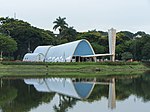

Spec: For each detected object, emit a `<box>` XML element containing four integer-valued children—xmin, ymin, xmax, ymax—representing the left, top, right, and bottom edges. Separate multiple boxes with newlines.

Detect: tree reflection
<box><xmin>115</xmin><ymin>73</ymin><xmax>150</xmax><ymax>102</ymax></box>
<box><xmin>53</xmin><ymin>95</ymin><xmax>77</xmax><ymax>112</ymax></box>
<box><xmin>0</xmin><ymin>86</ymin><xmax>17</xmax><ymax>107</ymax></box>
<box><xmin>0</xmin><ymin>79</ymin><xmax>55</xmax><ymax>112</ymax></box>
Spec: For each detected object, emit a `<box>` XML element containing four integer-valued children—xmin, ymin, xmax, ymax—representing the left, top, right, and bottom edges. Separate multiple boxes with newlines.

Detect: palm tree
<box><xmin>53</xmin><ymin>16</ymin><xmax>68</xmax><ymax>34</ymax></box>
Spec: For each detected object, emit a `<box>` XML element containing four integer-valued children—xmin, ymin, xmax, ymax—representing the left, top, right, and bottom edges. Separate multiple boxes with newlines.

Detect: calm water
<box><xmin>0</xmin><ymin>72</ymin><xmax>150</xmax><ymax>112</ymax></box>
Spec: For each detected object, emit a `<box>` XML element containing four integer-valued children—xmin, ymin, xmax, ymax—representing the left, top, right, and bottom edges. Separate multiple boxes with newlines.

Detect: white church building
<box><xmin>23</xmin><ymin>28</ymin><xmax>116</xmax><ymax>62</ymax></box>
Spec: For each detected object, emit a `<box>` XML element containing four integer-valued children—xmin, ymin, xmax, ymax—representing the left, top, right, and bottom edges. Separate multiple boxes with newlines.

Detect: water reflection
<box><xmin>0</xmin><ymin>72</ymin><xmax>150</xmax><ymax>112</ymax></box>
<box><xmin>0</xmin><ymin>78</ymin><xmax>55</xmax><ymax>112</ymax></box>
<box><xmin>24</xmin><ymin>77</ymin><xmax>116</xmax><ymax>109</ymax></box>
<box><xmin>24</xmin><ymin>78</ymin><xmax>95</xmax><ymax>99</ymax></box>
<box><xmin>108</xmin><ymin>78</ymin><xmax>116</xmax><ymax>109</ymax></box>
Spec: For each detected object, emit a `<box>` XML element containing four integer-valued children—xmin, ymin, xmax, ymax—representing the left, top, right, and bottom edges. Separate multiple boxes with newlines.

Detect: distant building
<box><xmin>133</xmin><ymin>34</ymin><xmax>142</xmax><ymax>39</ymax></box>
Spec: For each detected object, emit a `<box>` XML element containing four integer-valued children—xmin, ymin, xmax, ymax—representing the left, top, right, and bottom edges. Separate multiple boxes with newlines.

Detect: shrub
<box><xmin>1</xmin><ymin>61</ymin><xmax>141</xmax><ymax>66</ymax></box>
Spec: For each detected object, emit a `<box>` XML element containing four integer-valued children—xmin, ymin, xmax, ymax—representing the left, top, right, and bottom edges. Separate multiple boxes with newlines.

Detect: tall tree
<box><xmin>0</xmin><ymin>34</ymin><xmax>17</xmax><ymax>60</ymax></box>
<box><xmin>142</xmin><ymin>42</ymin><xmax>150</xmax><ymax>60</ymax></box>
<box><xmin>53</xmin><ymin>16</ymin><xmax>68</xmax><ymax>34</ymax></box>
<box><xmin>130</xmin><ymin>35</ymin><xmax>150</xmax><ymax>60</ymax></box>
<box><xmin>0</xmin><ymin>17</ymin><xmax>55</xmax><ymax>60</ymax></box>
<box><xmin>61</xmin><ymin>27</ymin><xmax>77</xmax><ymax>42</ymax></box>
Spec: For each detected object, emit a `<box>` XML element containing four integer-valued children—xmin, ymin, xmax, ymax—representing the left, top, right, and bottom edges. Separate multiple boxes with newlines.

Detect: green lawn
<box><xmin>0</xmin><ymin>62</ymin><xmax>149</xmax><ymax>77</ymax></box>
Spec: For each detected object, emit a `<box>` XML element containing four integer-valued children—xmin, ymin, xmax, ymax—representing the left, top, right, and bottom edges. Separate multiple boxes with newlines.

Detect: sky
<box><xmin>1</xmin><ymin>0</ymin><xmax>150</xmax><ymax>33</ymax></box>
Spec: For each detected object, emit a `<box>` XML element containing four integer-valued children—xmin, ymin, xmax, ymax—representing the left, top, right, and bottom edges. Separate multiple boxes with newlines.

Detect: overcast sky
<box><xmin>1</xmin><ymin>0</ymin><xmax>150</xmax><ymax>33</ymax></box>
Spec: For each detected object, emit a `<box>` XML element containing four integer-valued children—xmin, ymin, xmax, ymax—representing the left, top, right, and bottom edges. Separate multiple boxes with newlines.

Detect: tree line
<box><xmin>0</xmin><ymin>17</ymin><xmax>150</xmax><ymax>61</ymax></box>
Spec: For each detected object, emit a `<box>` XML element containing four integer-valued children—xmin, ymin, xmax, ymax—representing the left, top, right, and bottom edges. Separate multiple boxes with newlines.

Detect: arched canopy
<box><xmin>73</xmin><ymin>40</ymin><xmax>95</xmax><ymax>56</ymax></box>
<box><xmin>34</xmin><ymin>46</ymin><xmax>52</xmax><ymax>56</ymax></box>
<box><xmin>23</xmin><ymin>45</ymin><xmax>52</xmax><ymax>62</ymax></box>
<box><xmin>23</xmin><ymin>39</ymin><xmax>95</xmax><ymax>62</ymax></box>
<box><xmin>23</xmin><ymin>53</ymin><xmax>44</xmax><ymax>62</ymax></box>
<box><xmin>45</xmin><ymin>39</ymin><xmax>95</xmax><ymax>62</ymax></box>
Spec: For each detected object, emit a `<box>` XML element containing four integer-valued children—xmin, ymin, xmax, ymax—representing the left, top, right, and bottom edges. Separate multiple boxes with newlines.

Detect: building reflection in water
<box><xmin>108</xmin><ymin>78</ymin><xmax>116</xmax><ymax>109</ymax></box>
<box><xmin>24</xmin><ymin>77</ymin><xmax>116</xmax><ymax>109</ymax></box>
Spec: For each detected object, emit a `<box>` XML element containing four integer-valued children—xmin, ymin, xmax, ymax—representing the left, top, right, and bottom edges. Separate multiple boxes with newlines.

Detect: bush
<box><xmin>1</xmin><ymin>61</ymin><xmax>141</xmax><ymax>66</ymax></box>
<box><xmin>121</xmin><ymin>52</ymin><xmax>133</xmax><ymax>61</ymax></box>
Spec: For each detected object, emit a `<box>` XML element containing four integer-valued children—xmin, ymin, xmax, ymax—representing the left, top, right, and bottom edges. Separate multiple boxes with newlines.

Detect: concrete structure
<box><xmin>23</xmin><ymin>46</ymin><xmax>52</xmax><ymax>62</ymax></box>
<box><xmin>23</xmin><ymin>39</ymin><xmax>95</xmax><ymax>62</ymax></box>
<box><xmin>23</xmin><ymin>28</ymin><xmax>116</xmax><ymax>62</ymax></box>
<box><xmin>108</xmin><ymin>28</ymin><xmax>116</xmax><ymax>62</ymax></box>
<box><xmin>23</xmin><ymin>53</ymin><xmax>45</xmax><ymax>62</ymax></box>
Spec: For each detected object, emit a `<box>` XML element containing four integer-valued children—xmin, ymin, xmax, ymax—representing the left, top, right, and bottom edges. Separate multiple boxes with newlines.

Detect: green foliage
<box><xmin>0</xmin><ymin>17</ymin><xmax>55</xmax><ymax>59</ymax></box>
<box><xmin>116</xmin><ymin>31</ymin><xmax>134</xmax><ymax>60</ymax></box>
<box><xmin>142</xmin><ymin>42</ymin><xmax>150</xmax><ymax>60</ymax></box>
<box><xmin>53</xmin><ymin>16</ymin><xmax>68</xmax><ymax>34</ymax></box>
<box><xmin>134</xmin><ymin>31</ymin><xmax>146</xmax><ymax>37</ymax></box>
<box><xmin>1</xmin><ymin>61</ymin><xmax>141</xmax><ymax>66</ymax></box>
<box><xmin>77</xmin><ymin>30</ymin><xmax>102</xmax><ymax>43</ymax></box>
<box><xmin>0</xmin><ymin>33</ymin><xmax>17</xmax><ymax>52</ymax></box>
<box><xmin>116</xmin><ymin>31</ymin><xmax>133</xmax><ymax>45</ymax></box>
<box><xmin>91</xmin><ymin>42</ymin><xmax>106</xmax><ymax>54</ymax></box>
<box><xmin>53</xmin><ymin>17</ymin><xmax>77</xmax><ymax>44</ymax></box>
<box><xmin>61</xmin><ymin>27</ymin><xmax>77</xmax><ymax>42</ymax></box>
<box><xmin>121</xmin><ymin>52</ymin><xmax>133</xmax><ymax>61</ymax></box>
<box><xmin>130</xmin><ymin>35</ymin><xmax>150</xmax><ymax>60</ymax></box>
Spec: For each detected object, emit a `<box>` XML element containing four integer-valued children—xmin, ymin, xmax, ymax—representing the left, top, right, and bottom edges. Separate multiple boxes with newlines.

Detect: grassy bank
<box><xmin>0</xmin><ymin>61</ymin><xmax>149</xmax><ymax>77</ymax></box>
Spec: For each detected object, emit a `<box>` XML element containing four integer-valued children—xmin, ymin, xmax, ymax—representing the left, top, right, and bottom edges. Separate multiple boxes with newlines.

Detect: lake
<box><xmin>0</xmin><ymin>71</ymin><xmax>150</xmax><ymax>112</ymax></box>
